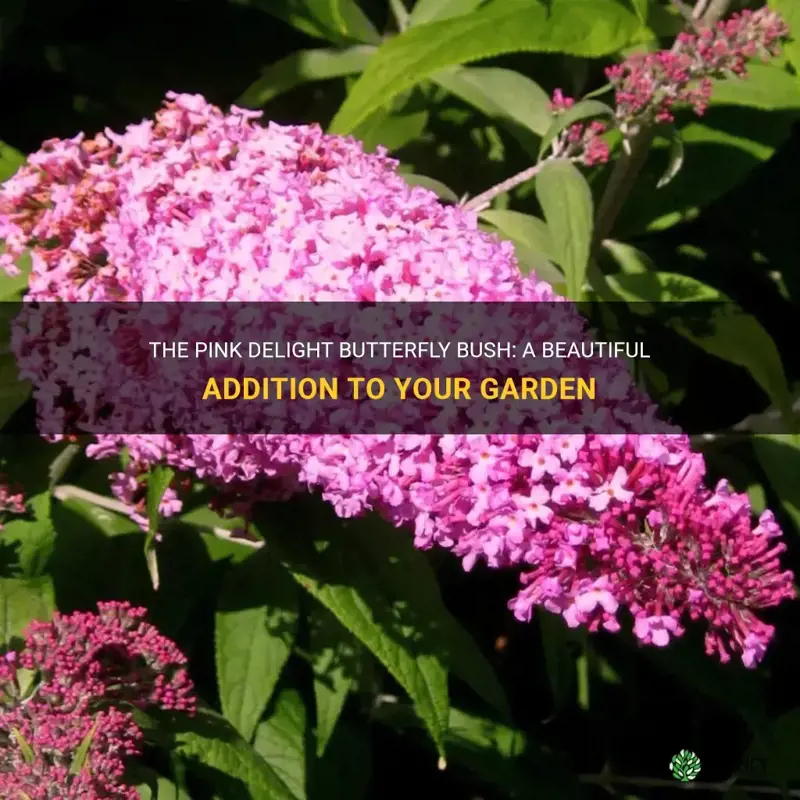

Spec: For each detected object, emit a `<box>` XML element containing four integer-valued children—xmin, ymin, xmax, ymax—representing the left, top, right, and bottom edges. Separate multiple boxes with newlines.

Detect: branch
<box><xmin>581</xmin><ymin>773</ymin><xmax>800</xmax><ymax>796</ymax></box>
<box><xmin>461</xmin><ymin>160</ymin><xmax>553</xmax><ymax>213</ymax></box>
<box><xmin>52</xmin><ymin>484</ymin><xmax>264</xmax><ymax>549</ymax></box>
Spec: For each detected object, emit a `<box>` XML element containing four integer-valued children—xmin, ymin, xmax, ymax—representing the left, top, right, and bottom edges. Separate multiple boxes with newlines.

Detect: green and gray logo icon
<box><xmin>670</xmin><ymin>750</ymin><xmax>702</xmax><ymax>782</ymax></box>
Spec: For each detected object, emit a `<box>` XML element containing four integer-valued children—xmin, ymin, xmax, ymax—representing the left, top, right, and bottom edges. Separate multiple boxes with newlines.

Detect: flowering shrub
<box><xmin>0</xmin><ymin>0</ymin><xmax>798</xmax><ymax>797</ymax></box>
<box><xmin>0</xmin><ymin>602</ymin><xmax>195</xmax><ymax>798</ymax></box>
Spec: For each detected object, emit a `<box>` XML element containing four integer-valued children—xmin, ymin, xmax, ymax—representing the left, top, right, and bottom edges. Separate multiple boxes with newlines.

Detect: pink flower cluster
<box><xmin>0</xmin><ymin>602</ymin><xmax>195</xmax><ymax>798</ymax></box>
<box><xmin>547</xmin><ymin>89</ymin><xmax>610</xmax><ymax>166</ymax></box>
<box><xmin>0</xmin><ymin>475</ymin><xmax>25</xmax><ymax>530</ymax></box>
<box><xmin>0</xmin><ymin>90</ymin><xmax>795</xmax><ymax>668</ymax></box>
<box><xmin>606</xmin><ymin>7</ymin><xmax>789</xmax><ymax>127</ymax></box>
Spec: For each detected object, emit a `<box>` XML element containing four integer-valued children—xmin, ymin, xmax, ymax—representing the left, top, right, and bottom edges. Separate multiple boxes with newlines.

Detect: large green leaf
<box><xmin>330</xmin><ymin>0</ymin><xmax>643</xmax><ymax>134</ymax></box>
<box><xmin>408</xmin><ymin>0</ymin><xmax>485</xmax><ymax>27</ymax></box>
<box><xmin>709</xmin><ymin>63</ymin><xmax>800</xmax><ymax>111</ymax></box>
<box><xmin>606</xmin><ymin>271</ymin><xmax>791</xmax><ymax>417</ymax></box>
<box><xmin>237</xmin><ymin>46</ymin><xmax>375</xmax><ymax>109</ymax></box>
<box><xmin>0</xmin><ymin>574</ymin><xmax>54</xmax><ymax>644</ymax></box>
<box><xmin>535</xmin><ymin>159</ymin><xmax>594</xmax><ymax>300</ymax></box>
<box><xmin>256</xmin><ymin>509</ymin><xmax>449</xmax><ymax>759</ymax></box>
<box><xmin>430</xmin><ymin>66</ymin><xmax>552</xmax><ymax>150</ymax></box>
<box><xmin>215</xmin><ymin>548</ymin><xmax>300</xmax><ymax>742</ymax></box>
<box><xmin>169</xmin><ymin>705</ymin><xmax>297</xmax><ymax>800</ymax></box>
<box><xmin>249</xmin><ymin>0</ymin><xmax>380</xmax><ymax>45</ymax></box>
<box><xmin>253</xmin><ymin>687</ymin><xmax>308</xmax><ymax>800</ymax></box>
<box><xmin>255</xmin><ymin>504</ymin><xmax>510</xmax><ymax>761</ymax></box>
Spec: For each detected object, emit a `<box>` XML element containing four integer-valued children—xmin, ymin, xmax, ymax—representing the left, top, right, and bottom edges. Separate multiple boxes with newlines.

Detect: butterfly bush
<box><xmin>0</xmin><ymin>7</ymin><xmax>794</xmax><ymax>670</ymax></box>
<box><xmin>0</xmin><ymin>602</ymin><xmax>195</xmax><ymax>798</ymax></box>
<box><xmin>546</xmin><ymin>7</ymin><xmax>788</xmax><ymax>159</ymax></box>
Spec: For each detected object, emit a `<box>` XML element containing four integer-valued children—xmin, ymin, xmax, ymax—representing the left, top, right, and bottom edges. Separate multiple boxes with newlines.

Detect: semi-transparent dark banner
<box><xmin>2</xmin><ymin>301</ymin><xmax>786</xmax><ymax>435</ymax></box>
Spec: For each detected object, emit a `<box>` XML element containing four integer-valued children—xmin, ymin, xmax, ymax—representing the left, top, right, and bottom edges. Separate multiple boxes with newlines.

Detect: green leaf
<box><xmin>0</xmin><ymin>574</ymin><xmax>55</xmax><ymax>644</ymax></box>
<box><xmin>537</xmin><ymin>99</ymin><xmax>614</xmax><ymax>159</ymax></box>
<box><xmin>479</xmin><ymin>209</ymin><xmax>564</xmax><ymax>284</ymax></box>
<box><xmin>353</xmin><ymin>107</ymin><xmax>429</xmax><ymax>152</ymax></box>
<box><xmin>215</xmin><ymin>548</ymin><xmax>300</xmax><ymax>742</ymax></box>
<box><xmin>144</xmin><ymin>465</ymin><xmax>175</xmax><ymax>591</ymax></box>
<box><xmin>146</xmin><ymin>465</ymin><xmax>175</xmax><ymax>536</ymax></box>
<box><xmin>10</xmin><ymin>727</ymin><xmax>35</xmax><ymax>763</ymax></box>
<box><xmin>606</xmin><ymin>272</ymin><xmax>791</xmax><ymax>417</ymax></box>
<box><xmin>1</xmin><ymin>492</ymin><xmax>55</xmax><ymax>578</ymax></box>
<box><xmin>753</xmin><ymin>434</ymin><xmax>800</xmax><ymax>531</ymax></box>
<box><xmin>169</xmin><ymin>705</ymin><xmax>297</xmax><ymax>800</ymax></box>
<box><xmin>0</xmin><ymin>254</ymin><xmax>32</xmax><ymax>426</ymax></box>
<box><xmin>249</xmin><ymin>0</ymin><xmax>380</xmax><ymax>45</ymax></box>
<box><xmin>256</xmin><ymin>505</ymin><xmax>509</xmax><ymax>760</ymax></box>
<box><xmin>0</xmin><ymin>140</ymin><xmax>24</xmax><ymax>182</ymax></box>
<box><xmin>656</xmin><ymin>125</ymin><xmax>684</xmax><ymax>188</ymax></box>
<box><xmin>479</xmin><ymin>209</ymin><xmax>554</xmax><ymax>261</ymax></box>
<box><xmin>710</xmin><ymin>63</ymin><xmax>800</xmax><ymax>111</ymax></box>
<box><xmin>535</xmin><ymin>159</ymin><xmax>593</xmax><ymax>300</ymax></box>
<box><xmin>135</xmin><ymin>772</ymin><xmax>192</xmax><ymax>800</ymax></box>
<box><xmin>253</xmin><ymin>687</ymin><xmax>308</xmax><ymax>800</ymax></box>
<box><xmin>767</xmin><ymin>1</ymin><xmax>800</xmax><ymax>79</ymax></box>
<box><xmin>47</xmin><ymin>444</ymin><xmax>81</xmax><ymax>490</ymax></box>
<box><xmin>237</xmin><ymin>46</ymin><xmax>375</xmax><ymax>108</ymax></box>
<box><xmin>257</xmin><ymin>510</ymin><xmax>448</xmax><ymax>759</ymax></box>
<box><xmin>69</xmin><ymin>721</ymin><xmax>98</xmax><ymax>776</ymax></box>
<box><xmin>408</xmin><ymin>0</ymin><xmax>485</xmax><ymax>27</ymax></box>
<box><xmin>308</xmin><ymin>605</ymin><xmax>358</xmax><ymax>756</ymax></box>
<box><xmin>0</xmin><ymin>249</ymin><xmax>30</xmax><ymax>300</ymax></box>
<box><xmin>400</xmin><ymin>172</ymin><xmax>459</xmax><ymax>203</ymax></box>
<box><xmin>431</xmin><ymin>66</ymin><xmax>552</xmax><ymax>143</ymax></box>
<box><xmin>601</xmin><ymin>239</ymin><xmax>655</xmax><ymax>275</ymax></box>
<box><xmin>330</xmin><ymin>0</ymin><xmax>642</xmax><ymax>134</ymax></box>
<box><xmin>628</xmin><ymin>0</ymin><xmax>649</xmax><ymax>24</ymax></box>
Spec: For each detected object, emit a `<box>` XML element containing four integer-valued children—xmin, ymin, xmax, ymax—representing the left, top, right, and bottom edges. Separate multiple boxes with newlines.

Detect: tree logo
<box><xmin>670</xmin><ymin>750</ymin><xmax>702</xmax><ymax>782</ymax></box>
